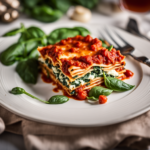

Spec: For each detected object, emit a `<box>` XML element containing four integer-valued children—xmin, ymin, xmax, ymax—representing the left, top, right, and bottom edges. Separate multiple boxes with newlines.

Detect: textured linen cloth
<box><xmin>1</xmin><ymin>106</ymin><xmax>150</xmax><ymax>150</ymax></box>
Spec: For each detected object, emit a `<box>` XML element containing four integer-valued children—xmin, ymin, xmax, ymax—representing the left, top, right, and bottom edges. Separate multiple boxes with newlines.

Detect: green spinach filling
<box><xmin>43</xmin><ymin>59</ymin><xmax>117</xmax><ymax>93</ymax></box>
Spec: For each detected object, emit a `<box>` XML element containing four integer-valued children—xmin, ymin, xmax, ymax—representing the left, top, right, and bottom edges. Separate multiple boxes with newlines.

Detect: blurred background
<box><xmin>0</xmin><ymin>0</ymin><xmax>150</xmax><ymax>39</ymax></box>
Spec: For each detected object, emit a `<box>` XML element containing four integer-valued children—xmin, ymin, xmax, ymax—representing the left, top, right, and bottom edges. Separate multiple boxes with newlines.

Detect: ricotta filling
<box><xmin>106</xmin><ymin>70</ymin><xmax>119</xmax><ymax>77</ymax></box>
<box><xmin>39</xmin><ymin>58</ymin><xmax>119</xmax><ymax>92</ymax></box>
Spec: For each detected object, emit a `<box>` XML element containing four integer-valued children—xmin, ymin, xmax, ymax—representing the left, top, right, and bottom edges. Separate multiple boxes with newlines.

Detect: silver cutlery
<box><xmin>127</xmin><ymin>18</ymin><xmax>150</xmax><ymax>41</ymax></box>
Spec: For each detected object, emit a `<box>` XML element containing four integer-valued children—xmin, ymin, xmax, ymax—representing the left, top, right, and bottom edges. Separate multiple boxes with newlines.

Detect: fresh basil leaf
<box><xmin>103</xmin><ymin>73</ymin><xmax>135</xmax><ymax>91</ymax></box>
<box><xmin>19</xmin><ymin>32</ymin><xmax>30</xmax><ymax>42</ymax></box>
<box><xmin>48</xmin><ymin>27</ymin><xmax>90</xmax><ymax>44</ymax></box>
<box><xmin>0</xmin><ymin>43</ymin><xmax>25</xmax><ymax>66</ymax></box>
<box><xmin>87</xmin><ymin>96</ymin><xmax>98</xmax><ymax>101</ymax></box>
<box><xmin>102</xmin><ymin>43</ymin><xmax>108</xmax><ymax>48</ymax></box>
<box><xmin>108</xmin><ymin>45</ymin><xmax>113</xmax><ymax>51</ymax></box>
<box><xmin>10</xmin><ymin>87</ymin><xmax>25</xmax><ymax>95</ymax></box>
<box><xmin>0</xmin><ymin>40</ymin><xmax>38</xmax><ymax>66</ymax></box>
<box><xmin>41</xmin><ymin>36</ymin><xmax>47</xmax><ymax>46</ymax></box>
<box><xmin>89</xmin><ymin>86</ymin><xmax>113</xmax><ymax>98</ymax></box>
<box><xmin>73</xmin><ymin>27</ymin><xmax>90</xmax><ymax>36</ymax></box>
<box><xmin>48</xmin><ymin>28</ymin><xmax>78</xmax><ymax>44</ymax></box>
<box><xmin>2</xmin><ymin>28</ymin><xmax>22</xmax><ymax>37</ymax></box>
<box><xmin>16</xmin><ymin>58</ymin><xmax>38</xmax><ymax>84</ymax></box>
<box><xmin>22</xmin><ymin>0</ymin><xmax>40</xmax><ymax>8</ymax></box>
<box><xmin>28</xmin><ymin>48</ymin><xmax>39</xmax><ymax>59</ymax></box>
<box><xmin>26</xmin><ymin>26</ymin><xmax>46</xmax><ymax>38</ymax></box>
<box><xmin>27</xmin><ymin>5</ymin><xmax>63</xmax><ymax>23</ymax></box>
<box><xmin>18</xmin><ymin>26</ymin><xmax>45</xmax><ymax>42</ymax></box>
<box><xmin>48</xmin><ymin>95</ymin><xmax>69</xmax><ymax>104</ymax></box>
<box><xmin>72</xmin><ymin>0</ymin><xmax>98</xmax><ymax>9</ymax></box>
<box><xmin>10</xmin><ymin>86</ymin><xmax>49</xmax><ymax>104</ymax></box>
<box><xmin>99</xmin><ymin>39</ymin><xmax>108</xmax><ymax>48</ymax></box>
<box><xmin>2</xmin><ymin>23</ymin><xmax>25</xmax><ymax>37</ymax></box>
<box><xmin>25</xmin><ymin>40</ymin><xmax>38</xmax><ymax>54</ymax></box>
<box><xmin>10</xmin><ymin>87</ymin><xmax>69</xmax><ymax>104</ymax></box>
<box><xmin>50</xmin><ymin>0</ymin><xmax>71</xmax><ymax>12</ymax></box>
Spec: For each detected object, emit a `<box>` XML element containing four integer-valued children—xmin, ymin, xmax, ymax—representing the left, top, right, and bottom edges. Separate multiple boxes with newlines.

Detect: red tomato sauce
<box><xmin>41</xmin><ymin>73</ymin><xmax>79</xmax><ymax>100</ymax></box>
<box><xmin>41</xmin><ymin>70</ymin><xmax>134</xmax><ymax>101</ymax></box>
<box><xmin>41</xmin><ymin>73</ymin><xmax>53</xmax><ymax>83</ymax></box>
<box><xmin>38</xmin><ymin>35</ymin><xmax>125</xmax><ymax>76</ymax></box>
<box><xmin>39</xmin><ymin>35</ymin><xmax>133</xmax><ymax>101</ymax></box>
<box><xmin>117</xmin><ymin>70</ymin><xmax>134</xmax><ymax>80</ymax></box>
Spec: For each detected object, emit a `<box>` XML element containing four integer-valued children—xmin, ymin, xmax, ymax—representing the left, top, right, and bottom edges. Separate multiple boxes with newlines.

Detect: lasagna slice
<box><xmin>37</xmin><ymin>35</ymin><xmax>133</xmax><ymax>100</ymax></box>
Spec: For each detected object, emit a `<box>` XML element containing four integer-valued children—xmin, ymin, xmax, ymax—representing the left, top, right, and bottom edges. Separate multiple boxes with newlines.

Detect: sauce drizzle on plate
<box><xmin>41</xmin><ymin>73</ymin><xmax>80</xmax><ymax>100</ymax></box>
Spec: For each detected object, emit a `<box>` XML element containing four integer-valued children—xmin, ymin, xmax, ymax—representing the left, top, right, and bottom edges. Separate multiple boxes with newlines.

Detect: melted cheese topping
<box><xmin>38</xmin><ymin>35</ymin><xmax>125</xmax><ymax>76</ymax></box>
<box><xmin>57</xmin><ymin>44</ymin><xmax>100</xmax><ymax>59</ymax></box>
<box><xmin>37</xmin><ymin>35</ymin><xmax>103</xmax><ymax>62</ymax></box>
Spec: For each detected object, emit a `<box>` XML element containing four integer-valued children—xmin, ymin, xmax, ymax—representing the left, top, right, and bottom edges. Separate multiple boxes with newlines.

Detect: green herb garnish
<box><xmin>87</xmin><ymin>96</ymin><xmax>98</xmax><ymax>101</ymax></box>
<box><xmin>1</xmin><ymin>23</ymin><xmax>90</xmax><ymax>84</ymax></box>
<box><xmin>16</xmin><ymin>59</ymin><xmax>38</xmax><ymax>84</ymax></box>
<box><xmin>108</xmin><ymin>45</ymin><xmax>113</xmax><ymax>51</ymax></box>
<box><xmin>88</xmin><ymin>86</ymin><xmax>113</xmax><ymax>98</ymax></box>
<box><xmin>10</xmin><ymin>87</ymin><xmax>69</xmax><ymax>104</ymax></box>
<box><xmin>103</xmin><ymin>73</ymin><xmax>135</xmax><ymax>91</ymax></box>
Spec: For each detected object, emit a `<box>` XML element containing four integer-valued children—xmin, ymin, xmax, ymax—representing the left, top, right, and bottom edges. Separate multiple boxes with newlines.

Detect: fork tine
<box><xmin>113</xmin><ymin>30</ymin><xmax>131</xmax><ymax>46</ymax></box>
<box><xmin>99</xmin><ymin>31</ymin><xmax>117</xmax><ymax>49</ymax></box>
<box><xmin>105</xmin><ymin>28</ymin><xmax>121</xmax><ymax>48</ymax></box>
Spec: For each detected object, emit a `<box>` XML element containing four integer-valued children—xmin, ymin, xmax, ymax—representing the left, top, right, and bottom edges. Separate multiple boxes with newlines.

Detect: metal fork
<box><xmin>99</xmin><ymin>29</ymin><xmax>150</xmax><ymax>67</ymax></box>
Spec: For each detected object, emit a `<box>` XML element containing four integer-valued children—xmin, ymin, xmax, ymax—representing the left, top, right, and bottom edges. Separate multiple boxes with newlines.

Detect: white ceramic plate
<box><xmin>0</xmin><ymin>23</ymin><xmax>150</xmax><ymax>127</ymax></box>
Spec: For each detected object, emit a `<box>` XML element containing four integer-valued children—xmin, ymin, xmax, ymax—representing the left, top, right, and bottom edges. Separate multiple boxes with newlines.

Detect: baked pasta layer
<box><xmin>38</xmin><ymin>35</ymin><xmax>131</xmax><ymax>97</ymax></box>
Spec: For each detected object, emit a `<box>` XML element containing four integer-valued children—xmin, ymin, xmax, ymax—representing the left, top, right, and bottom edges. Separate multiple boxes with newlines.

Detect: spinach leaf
<box><xmin>16</xmin><ymin>59</ymin><xmax>38</xmax><ymax>84</ymax></box>
<box><xmin>19</xmin><ymin>26</ymin><xmax>45</xmax><ymax>42</ymax></box>
<box><xmin>108</xmin><ymin>45</ymin><xmax>113</xmax><ymax>51</ymax></box>
<box><xmin>73</xmin><ymin>75</ymin><xmax>78</xmax><ymax>79</ymax></box>
<box><xmin>73</xmin><ymin>27</ymin><xmax>90</xmax><ymax>36</ymax></box>
<box><xmin>48</xmin><ymin>95</ymin><xmax>69</xmax><ymax>104</ymax></box>
<box><xmin>2</xmin><ymin>23</ymin><xmax>25</xmax><ymax>37</ymax></box>
<box><xmin>26</xmin><ymin>26</ymin><xmax>46</xmax><ymax>38</ymax></box>
<box><xmin>19</xmin><ymin>32</ymin><xmax>30</xmax><ymax>42</ymax></box>
<box><xmin>102</xmin><ymin>42</ymin><xmax>108</xmax><ymax>48</ymax></box>
<box><xmin>100</xmin><ymin>39</ymin><xmax>109</xmax><ymax>48</ymax></box>
<box><xmin>26</xmin><ymin>5</ymin><xmax>63</xmax><ymax>23</ymax></box>
<box><xmin>89</xmin><ymin>86</ymin><xmax>113</xmax><ymax>98</ymax></box>
<box><xmin>72</xmin><ymin>0</ymin><xmax>98</xmax><ymax>9</ymax></box>
<box><xmin>50</xmin><ymin>0</ymin><xmax>71</xmax><ymax>12</ymax></box>
<box><xmin>87</xmin><ymin>96</ymin><xmax>98</xmax><ymax>101</ymax></box>
<box><xmin>28</xmin><ymin>48</ymin><xmax>39</xmax><ymax>59</ymax></box>
<box><xmin>20</xmin><ymin>0</ymin><xmax>99</xmax><ymax>23</ymax></box>
<box><xmin>10</xmin><ymin>87</ymin><xmax>50</xmax><ymax>103</ymax></box>
<box><xmin>3</xmin><ymin>28</ymin><xmax>23</xmax><ymax>37</ymax></box>
<box><xmin>10</xmin><ymin>87</ymin><xmax>69</xmax><ymax>104</ymax></box>
<box><xmin>0</xmin><ymin>40</ymin><xmax>38</xmax><ymax>66</ymax></box>
<box><xmin>47</xmin><ymin>27</ymin><xmax>90</xmax><ymax>44</ymax></box>
<box><xmin>0</xmin><ymin>43</ymin><xmax>25</xmax><ymax>66</ymax></box>
<box><xmin>48</xmin><ymin>28</ymin><xmax>79</xmax><ymax>44</ymax></box>
<box><xmin>41</xmin><ymin>36</ymin><xmax>47</xmax><ymax>46</ymax></box>
<box><xmin>10</xmin><ymin>87</ymin><xmax>25</xmax><ymax>95</ymax></box>
<box><xmin>21</xmin><ymin>0</ymin><xmax>40</xmax><ymax>8</ymax></box>
<box><xmin>103</xmin><ymin>73</ymin><xmax>135</xmax><ymax>91</ymax></box>
<box><xmin>24</xmin><ymin>40</ymin><xmax>39</xmax><ymax>54</ymax></box>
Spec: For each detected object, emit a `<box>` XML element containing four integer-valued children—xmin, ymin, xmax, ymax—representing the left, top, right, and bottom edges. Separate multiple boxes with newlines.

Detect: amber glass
<box><xmin>120</xmin><ymin>0</ymin><xmax>150</xmax><ymax>13</ymax></box>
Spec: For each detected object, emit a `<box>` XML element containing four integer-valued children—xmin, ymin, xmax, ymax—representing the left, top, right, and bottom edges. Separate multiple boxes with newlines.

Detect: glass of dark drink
<box><xmin>120</xmin><ymin>0</ymin><xmax>150</xmax><ymax>13</ymax></box>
